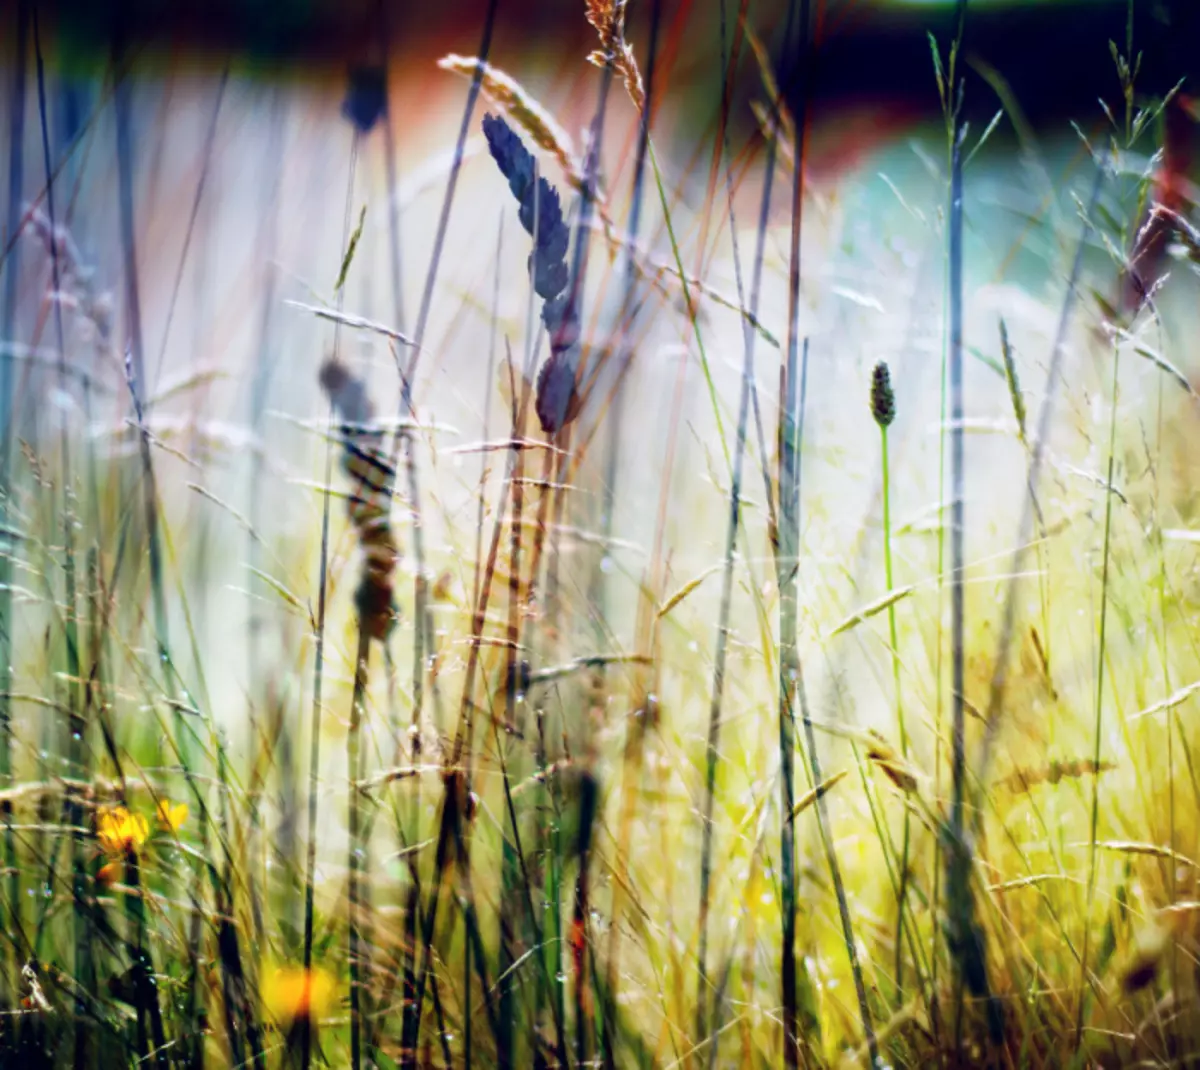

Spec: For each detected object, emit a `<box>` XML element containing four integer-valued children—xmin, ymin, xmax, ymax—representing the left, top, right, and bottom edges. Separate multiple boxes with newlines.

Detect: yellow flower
<box><xmin>262</xmin><ymin>965</ymin><xmax>336</xmax><ymax>1027</ymax></box>
<box><xmin>156</xmin><ymin>799</ymin><xmax>188</xmax><ymax>833</ymax></box>
<box><xmin>96</xmin><ymin>806</ymin><xmax>149</xmax><ymax>857</ymax></box>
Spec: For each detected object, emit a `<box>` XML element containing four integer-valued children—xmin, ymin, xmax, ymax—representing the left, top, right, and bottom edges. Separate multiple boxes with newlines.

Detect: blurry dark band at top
<box><xmin>10</xmin><ymin>1</ymin><xmax>1200</xmax><ymax>164</ymax></box>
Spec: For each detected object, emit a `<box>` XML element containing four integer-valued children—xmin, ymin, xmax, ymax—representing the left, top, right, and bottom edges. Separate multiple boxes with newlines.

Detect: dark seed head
<box><xmin>535</xmin><ymin>350</ymin><xmax>580</xmax><ymax>435</ymax></box>
<box><xmin>870</xmin><ymin>360</ymin><xmax>896</xmax><ymax>428</ymax></box>
<box><xmin>342</xmin><ymin>66</ymin><xmax>387</xmax><ymax>133</ymax></box>
<box><xmin>319</xmin><ymin>357</ymin><xmax>374</xmax><ymax>425</ymax></box>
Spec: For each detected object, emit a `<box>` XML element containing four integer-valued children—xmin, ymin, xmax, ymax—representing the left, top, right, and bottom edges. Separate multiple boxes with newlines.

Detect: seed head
<box><xmin>870</xmin><ymin>360</ymin><xmax>896</xmax><ymax>428</ymax></box>
<box><xmin>342</xmin><ymin>66</ymin><xmax>387</xmax><ymax>133</ymax></box>
<box><xmin>535</xmin><ymin>349</ymin><xmax>581</xmax><ymax>434</ymax></box>
<box><xmin>482</xmin><ymin>113</ymin><xmax>572</xmax><ymax>339</ymax></box>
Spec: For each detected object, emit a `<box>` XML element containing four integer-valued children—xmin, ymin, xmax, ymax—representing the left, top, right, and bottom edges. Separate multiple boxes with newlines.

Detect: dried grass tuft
<box><xmin>584</xmin><ymin>0</ymin><xmax>644</xmax><ymax>110</ymax></box>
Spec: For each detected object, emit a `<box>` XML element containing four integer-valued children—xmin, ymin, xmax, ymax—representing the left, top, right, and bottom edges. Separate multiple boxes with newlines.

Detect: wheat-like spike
<box><xmin>584</xmin><ymin>0</ymin><xmax>645</xmax><ymax>110</ymax></box>
<box><xmin>319</xmin><ymin>357</ymin><xmax>401</xmax><ymax>640</ymax></box>
<box><xmin>998</xmin><ymin>758</ymin><xmax>1115</xmax><ymax>792</ymax></box>
<box><xmin>440</xmin><ymin>53</ymin><xmax>619</xmax><ymax>249</ymax></box>
<box><xmin>439</xmin><ymin>54</ymin><xmax>580</xmax><ymax>183</ymax></box>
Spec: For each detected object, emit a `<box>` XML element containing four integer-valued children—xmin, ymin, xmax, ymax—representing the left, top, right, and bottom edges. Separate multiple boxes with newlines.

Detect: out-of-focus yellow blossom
<box><xmin>156</xmin><ymin>799</ymin><xmax>189</xmax><ymax>833</ymax></box>
<box><xmin>262</xmin><ymin>965</ymin><xmax>336</xmax><ymax>1027</ymax></box>
<box><xmin>96</xmin><ymin>806</ymin><xmax>149</xmax><ymax>857</ymax></box>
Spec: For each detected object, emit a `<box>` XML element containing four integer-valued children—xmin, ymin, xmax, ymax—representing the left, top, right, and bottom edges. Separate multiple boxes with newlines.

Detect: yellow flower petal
<box><xmin>156</xmin><ymin>800</ymin><xmax>188</xmax><ymax>832</ymax></box>
<box><xmin>262</xmin><ymin>966</ymin><xmax>336</xmax><ymax>1026</ymax></box>
<box><xmin>96</xmin><ymin>806</ymin><xmax>149</xmax><ymax>857</ymax></box>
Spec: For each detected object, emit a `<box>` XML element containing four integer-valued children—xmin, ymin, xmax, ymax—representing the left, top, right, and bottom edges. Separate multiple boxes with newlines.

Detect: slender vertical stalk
<box><xmin>597</xmin><ymin>1</ymin><xmax>662</xmax><ymax>1056</ymax></box>
<box><xmin>302</xmin><ymin>127</ymin><xmax>359</xmax><ymax>1070</ymax></box>
<box><xmin>879</xmin><ymin>414</ymin><xmax>909</xmax><ymax>999</ymax></box>
<box><xmin>790</xmin><ymin>368</ymin><xmax>879</xmax><ymax>1067</ymax></box>
<box><xmin>776</xmin><ymin>339</ymin><xmax>803</xmax><ymax>1068</ymax></box>
<box><xmin>245</xmin><ymin>82</ymin><xmax>282</xmax><ymax>964</ymax></box>
<box><xmin>945</xmin><ymin>114</ymin><xmax>973</xmax><ymax>1050</ymax></box>
<box><xmin>112</xmin><ymin>37</ymin><xmax>175</xmax><ymax>1069</ymax></box>
<box><xmin>696</xmin><ymin>1</ymin><xmax>811</xmax><ymax>1050</ymax></box>
<box><xmin>1076</xmin><ymin>337</ymin><xmax>1121</xmax><ymax>1048</ymax></box>
<box><xmin>377</xmin><ymin>0</ymin><xmax>406</xmax><ymax>339</ymax></box>
<box><xmin>33</xmin><ymin>15</ymin><xmax>87</xmax><ymax>1065</ymax></box>
<box><xmin>930</xmin><ymin>8</ymin><xmax>967</xmax><ymax>1035</ymax></box>
<box><xmin>348</xmin><ymin>628</ymin><xmax>371</xmax><ymax>1070</ymax></box>
<box><xmin>394</xmin><ymin>7</ymin><xmax>497</xmax><ymax>1058</ymax></box>
<box><xmin>694</xmin><ymin>189</ymin><xmax>760</xmax><ymax>1061</ymax></box>
<box><xmin>0</xmin><ymin>2</ymin><xmax>29</xmax><ymax>1012</ymax></box>
<box><xmin>777</xmin><ymin>2</ymin><xmax>811</xmax><ymax>1062</ymax></box>
<box><xmin>497</xmin><ymin>362</ymin><xmax>527</xmax><ymax>1069</ymax></box>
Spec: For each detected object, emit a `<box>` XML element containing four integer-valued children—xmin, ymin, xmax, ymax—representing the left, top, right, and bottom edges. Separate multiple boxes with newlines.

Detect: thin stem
<box><xmin>302</xmin><ymin>125</ymin><xmax>360</xmax><ymax>1070</ymax></box>
<box><xmin>1076</xmin><ymin>336</ymin><xmax>1121</xmax><ymax>1048</ymax></box>
<box><xmin>881</xmin><ymin>425</ymin><xmax>911</xmax><ymax>1002</ymax></box>
<box><xmin>0</xmin><ymin>3</ymin><xmax>27</xmax><ymax>1008</ymax></box>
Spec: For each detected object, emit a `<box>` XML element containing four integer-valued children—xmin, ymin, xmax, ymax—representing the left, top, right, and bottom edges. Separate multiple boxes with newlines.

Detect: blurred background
<box><xmin>2</xmin><ymin>0</ymin><xmax>1197</xmax><ymax>740</ymax></box>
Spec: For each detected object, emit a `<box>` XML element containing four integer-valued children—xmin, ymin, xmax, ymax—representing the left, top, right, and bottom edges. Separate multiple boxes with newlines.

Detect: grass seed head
<box><xmin>342</xmin><ymin>65</ymin><xmax>387</xmax><ymax>133</ymax></box>
<box><xmin>584</xmin><ymin>0</ymin><xmax>644</xmax><ymax>110</ymax></box>
<box><xmin>870</xmin><ymin>360</ymin><xmax>896</xmax><ymax>428</ymax></box>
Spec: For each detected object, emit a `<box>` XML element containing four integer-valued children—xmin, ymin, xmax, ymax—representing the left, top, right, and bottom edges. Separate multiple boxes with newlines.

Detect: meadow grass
<box><xmin>1</xmin><ymin>1</ymin><xmax>1200</xmax><ymax>1067</ymax></box>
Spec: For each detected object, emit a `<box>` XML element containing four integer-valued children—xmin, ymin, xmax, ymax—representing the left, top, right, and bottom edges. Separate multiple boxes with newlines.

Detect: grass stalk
<box><xmin>874</xmin><ymin>376</ymin><xmax>911</xmax><ymax>1001</ymax></box>
<box><xmin>395</xmin><ymin>7</ymin><xmax>497</xmax><ymax>1058</ymax></box>
<box><xmin>112</xmin><ymin>39</ymin><xmax>178</xmax><ymax>1068</ymax></box>
<box><xmin>693</xmin><ymin>155</ymin><xmax>765</xmax><ymax>1064</ymax></box>
<box><xmin>348</xmin><ymin>627</ymin><xmax>370</xmax><ymax>1070</ymax></box>
<box><xmin>777</xmin><ymin>3</ymin><xmax>811</xmax><ymax>1061</ymax></box>
<box><xmin>0</xmin><ymin>1</ymin><xmax>29</xmax><ymax>1016</ymax></box>
<box><xmin>944</xmin><ymin>112</ymin><xmax>978</xmax><ymax>1051</ymax></box>
<box><xmin>497</xmin><ymin>353</ymin><xmax>529</xmax><ymax>1068</ymax></box>
<box><xmin>1076</xmin><ymin>334</ymin><xmax>1122</xmax><ymax>1049</ymax></box>
<box><xmin>33</xmin><ymin>17</ymin><xmax>89</xmax><ymax>1064</ymax></box>
<box><xmin>302</xmin><ymin>125</ymin><xmax>359</xmax><ymax>1070</ymax></box>
<box><xmin>776</xmin><ymin>338</ymin><xmax>803</xmax><ymax>1067</ymax></box>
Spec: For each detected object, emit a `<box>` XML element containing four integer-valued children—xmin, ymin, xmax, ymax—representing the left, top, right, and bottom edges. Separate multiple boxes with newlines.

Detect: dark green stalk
<box><xmin>776</xmin><ymin>338</ymin><xmax>804</xmax><ymax>1068</ymax></box>
<box><xmin>487</xmin><ymin>688</ymin><xmax>568</xmax><ymax>1068</ymax></box>
<box><xmin>693</xmin><ymin>234</ymin><xmax>755</xmax><ymax>1055</ymax></box>
<box><xmin>34</xmin><ymin>25</ymin><xmax>90</xmax><ymax>1066</ymax></box>
<box><xmin>777</xmin><ymin>3</ymin><xmax>811</xmax><ymax>1061</ymax></box>
<box><xmin>363</xmin><ymin>651</ymin><xmax>479</xmax><ymax>1057</ymax></box>
<box><xmin>0</xmin><ymin>1</ymin><xmax>28</xmax><ymax>1016</ymax></box>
